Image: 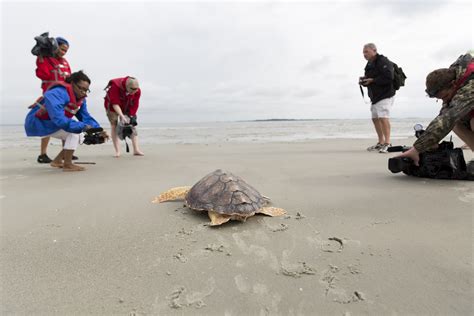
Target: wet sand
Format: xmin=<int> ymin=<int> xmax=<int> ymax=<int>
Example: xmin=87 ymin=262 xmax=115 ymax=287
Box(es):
xmin=0 ymin=139 xmax=473 ymax=315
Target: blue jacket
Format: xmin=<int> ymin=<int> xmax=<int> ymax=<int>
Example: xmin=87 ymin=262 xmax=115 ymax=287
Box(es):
xmin=25 ymin=86 xmax=100 ymax=137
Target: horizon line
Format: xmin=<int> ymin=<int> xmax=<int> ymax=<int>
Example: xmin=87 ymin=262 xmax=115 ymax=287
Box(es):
xmin=0 ymin=117 xmax=434 ymax=126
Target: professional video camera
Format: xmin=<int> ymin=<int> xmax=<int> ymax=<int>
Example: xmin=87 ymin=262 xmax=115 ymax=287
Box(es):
xmin=129 ymin=115 xmax=138 ymax=127
xmin=31 ymin=32 xmax=58 ymax=57
xmin=388 ymin=124 xmax=473 ymax=180
xmin=83 ymin=127 xmax=106 ymax=145
xmin=116 ymin=117 xmax=137 ymax=153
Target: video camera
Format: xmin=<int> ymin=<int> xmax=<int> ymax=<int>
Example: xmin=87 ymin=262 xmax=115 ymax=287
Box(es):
xmin=117 ymin=116 xmax=137 ymax=141
xmin=120 ymin=125 xmax=134 ymax=139
xmin=83 ymin=127 xmax=106 ymax=145
xmin=388 ymin=124 xmax=472 ymax=180
xmin=129 ymin=115 xmax=138 ymax=127
xmin=31 ymin=32 xmax=58 ymax=57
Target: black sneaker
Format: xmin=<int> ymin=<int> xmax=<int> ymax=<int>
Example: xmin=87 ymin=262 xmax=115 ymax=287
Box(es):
xmin=72 ymin=155 xmax=79 ymax=160
xmin=37 ymin=154 xmax=52 ymax=163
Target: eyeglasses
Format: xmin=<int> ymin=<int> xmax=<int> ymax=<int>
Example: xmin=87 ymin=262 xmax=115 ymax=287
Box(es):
xmin=74 ymin=83 xmax=90 ymax=94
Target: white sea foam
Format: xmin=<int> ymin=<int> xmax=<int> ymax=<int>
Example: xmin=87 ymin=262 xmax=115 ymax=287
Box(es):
xmin=0 ymin=119 xmax=432 ymax=149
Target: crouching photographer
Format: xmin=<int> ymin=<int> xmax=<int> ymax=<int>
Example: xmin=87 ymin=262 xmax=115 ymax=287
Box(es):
xmin=395 ymin=53 xmax=473 ymax=178
xmin=25 ymin=70 xmax=109 ymax=172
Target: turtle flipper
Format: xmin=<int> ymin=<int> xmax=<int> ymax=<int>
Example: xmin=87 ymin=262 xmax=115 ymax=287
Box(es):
xmin=208 ymin=211 xmax=231 ymax=226
xmin=259 ymin=207 xmax=286 ymax=217
xmin=153 ymin=186 xmax=191 ymax=203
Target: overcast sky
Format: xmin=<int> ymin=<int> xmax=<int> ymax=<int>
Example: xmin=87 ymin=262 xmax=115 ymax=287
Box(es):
xmin=0 ymin=0 xmax=472 ymax=124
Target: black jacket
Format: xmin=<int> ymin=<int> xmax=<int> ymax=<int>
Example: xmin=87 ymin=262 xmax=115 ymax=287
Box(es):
xmin=364 ymin=54 xmax=395 ymax=104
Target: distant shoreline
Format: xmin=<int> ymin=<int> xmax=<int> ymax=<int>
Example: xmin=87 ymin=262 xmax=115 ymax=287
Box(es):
xmin=0 ymin=117 xmax=433 ymax=126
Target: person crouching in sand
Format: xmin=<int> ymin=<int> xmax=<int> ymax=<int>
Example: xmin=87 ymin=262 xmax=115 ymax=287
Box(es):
xmin=25 ymin=70 xmax=108 ymax=171
xmin=104 ymin=76 xmax=144 ymax=157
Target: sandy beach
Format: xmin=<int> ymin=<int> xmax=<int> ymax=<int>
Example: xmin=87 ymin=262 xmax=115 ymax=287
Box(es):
xmin=0 ymin=139 xmax=473 ymax=315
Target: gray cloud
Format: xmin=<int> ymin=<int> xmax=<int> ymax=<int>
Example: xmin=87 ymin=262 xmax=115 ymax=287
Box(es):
xmin=361 ymin=0 xmax=450 ymax=15
xmin=292 ymin=88 xmax=320 ymax=98
xmin=302 ymin=56 xmax=331 ymax=73
xmin=1 ymin=1 xmax=472 ymax=124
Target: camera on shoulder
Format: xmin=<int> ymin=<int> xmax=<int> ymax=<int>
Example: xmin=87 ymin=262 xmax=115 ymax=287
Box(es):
xmin=83 ymin=127 xmax=106 ymax=145
xmin=31 ymin=32 xmax=58 ymax=57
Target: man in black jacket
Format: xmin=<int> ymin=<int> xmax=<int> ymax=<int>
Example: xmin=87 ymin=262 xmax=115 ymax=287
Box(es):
xmin=361 ymin=43 xmax=395 ymax=153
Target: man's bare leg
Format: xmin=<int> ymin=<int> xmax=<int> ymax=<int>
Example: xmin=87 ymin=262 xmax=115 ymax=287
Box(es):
xmin=131 ymin=134 xmax=144 ymax=156
xmin=111 ymin=124 xmax=121 ymax=157
xmin=372 ymin=118 xmax=384 ymax=144
xmin=380 ymin=117 xmax=391 ymax=144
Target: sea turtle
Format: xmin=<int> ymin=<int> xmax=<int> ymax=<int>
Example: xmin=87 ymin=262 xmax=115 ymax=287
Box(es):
xmin=153 ymin=169 xmax=286 ymax=226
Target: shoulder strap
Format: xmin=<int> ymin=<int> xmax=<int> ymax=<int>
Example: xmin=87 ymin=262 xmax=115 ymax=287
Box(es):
xmin=454 ymin=62 xmax=474 ymax=91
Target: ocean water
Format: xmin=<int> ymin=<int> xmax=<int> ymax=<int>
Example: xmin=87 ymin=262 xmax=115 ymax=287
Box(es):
xmin=0 ymin=119 xmax=432 ymax=149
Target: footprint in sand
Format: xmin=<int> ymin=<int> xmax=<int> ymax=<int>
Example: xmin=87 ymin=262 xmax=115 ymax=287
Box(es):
xmin=280 ymin=250 xmax=316 ymax=278
xmin=331 ymin=290 xmax=366 ymax=304
xmin=173 ymin=252 xmax=188 ymax=263
xmin=455 ymin=186 xmax=474 ymax=203
xmin=233 ymin=274 xmax=270 ymax=295
xmin=321 ymin=237 xmax=344 ymax=253
xmin=234 ymin=274 xmax=250 ymax=293
xmin=166 ymin=277 xmax=216 ymax=309
xmin=232 ymin=231 xmax=279 ymax=271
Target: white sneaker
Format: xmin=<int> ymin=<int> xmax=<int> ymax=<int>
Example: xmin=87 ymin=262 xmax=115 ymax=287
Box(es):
xmin=367 ymin=143 xmax=383 ymax=152
xmin=379 ymin=143 xmax=391 ymax=153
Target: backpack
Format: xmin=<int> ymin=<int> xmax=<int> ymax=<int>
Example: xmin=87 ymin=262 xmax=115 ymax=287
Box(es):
xmin=391 ymin=62 xmax=407 ymax=90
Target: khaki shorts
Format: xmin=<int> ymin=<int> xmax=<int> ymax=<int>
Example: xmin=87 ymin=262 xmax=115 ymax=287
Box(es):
xmin=106 ymin=110 xmax=120 ymax=126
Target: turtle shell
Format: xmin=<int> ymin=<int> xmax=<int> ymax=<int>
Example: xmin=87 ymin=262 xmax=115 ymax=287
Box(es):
xmin=185 ymin=169 xmax=268 ymax=216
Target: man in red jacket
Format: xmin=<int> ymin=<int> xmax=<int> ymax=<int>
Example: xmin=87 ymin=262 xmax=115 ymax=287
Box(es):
xmin=104 ymin=76 xmax=144 ymax=157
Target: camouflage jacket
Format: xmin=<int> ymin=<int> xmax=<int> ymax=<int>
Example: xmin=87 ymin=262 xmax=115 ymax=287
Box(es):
xmin=414 ymin=54 xmax=474 ymax=152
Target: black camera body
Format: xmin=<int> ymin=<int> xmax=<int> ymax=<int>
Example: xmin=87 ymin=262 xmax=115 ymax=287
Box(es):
xmin=358 ymin=76 xmax=368 ymax=86
xmin=129 ymin=116 xmax=138 ymax=127
xmin=83 ymin=127 xmax=106 ymax=145
xmin=121 ymin=125 xmax=134 ymax=139
xmin=388 ymin=125 xmax=472 ymax=180
xmin=31 ymin=32 xmax=58 ymax=57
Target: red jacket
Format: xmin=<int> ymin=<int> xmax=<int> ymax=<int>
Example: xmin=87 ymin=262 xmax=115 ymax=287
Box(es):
xmin=36 ymin=56 xmax=72 ymax=92
xmin=104 ymin=77 xmax=141 ymax=116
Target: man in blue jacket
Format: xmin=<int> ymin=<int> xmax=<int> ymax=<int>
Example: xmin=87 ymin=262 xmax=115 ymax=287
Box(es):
xmin=25 ymin=70 xmax=108 ymax=171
